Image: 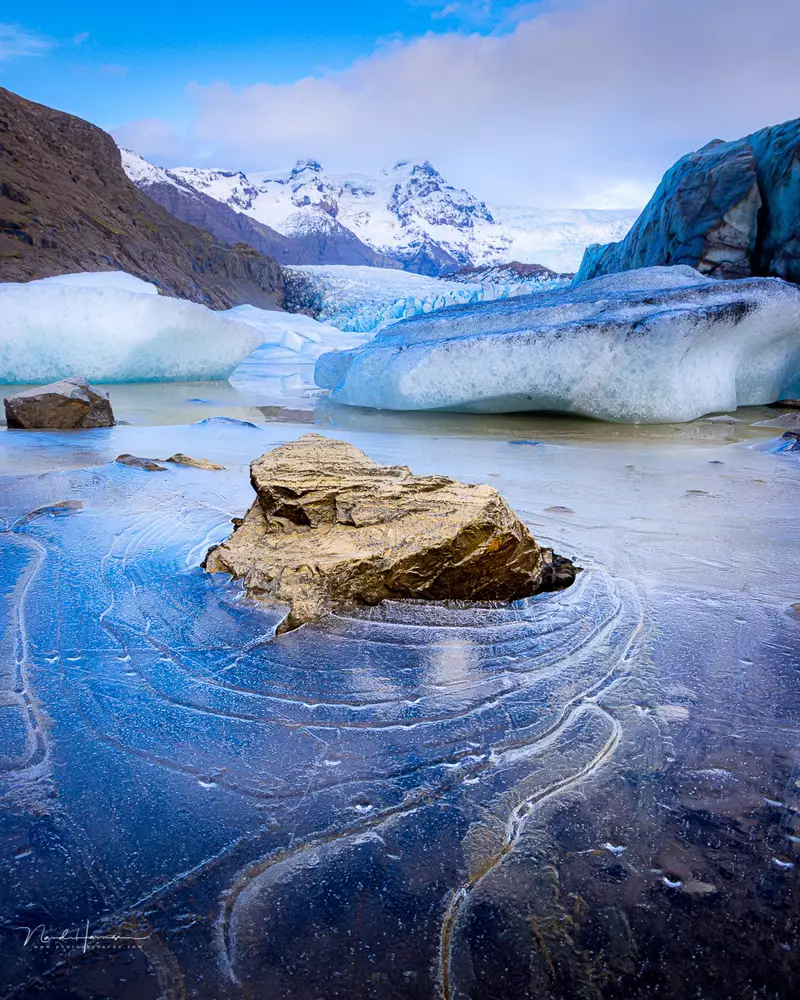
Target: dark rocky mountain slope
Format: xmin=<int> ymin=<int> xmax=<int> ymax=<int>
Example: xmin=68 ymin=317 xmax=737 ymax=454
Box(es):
xmin=576 ymin=117 xmax=800 ymax=285
xmin=0 ymin=87 xmax=283 ymax=309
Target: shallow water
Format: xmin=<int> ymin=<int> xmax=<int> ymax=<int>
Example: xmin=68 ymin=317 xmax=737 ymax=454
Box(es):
xmin=0 ymin=382 xmax=799 ymax=998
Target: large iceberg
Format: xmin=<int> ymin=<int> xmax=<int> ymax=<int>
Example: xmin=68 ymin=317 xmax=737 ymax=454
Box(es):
xmin=315 ymin=266 xmax=800 ymax=423
xmin=0 ymin=272 xmax=266 ymax=383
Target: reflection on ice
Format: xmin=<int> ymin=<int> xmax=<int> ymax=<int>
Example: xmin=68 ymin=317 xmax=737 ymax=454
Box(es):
xmin=0 ymin=418 xmax=798 ymax=998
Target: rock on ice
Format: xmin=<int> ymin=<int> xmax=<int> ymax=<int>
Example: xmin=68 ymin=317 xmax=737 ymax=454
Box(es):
xmin=0 ymin=272 xmax=264 ymax=383
xmin=315 ymin=266 xmax=800 ymax=423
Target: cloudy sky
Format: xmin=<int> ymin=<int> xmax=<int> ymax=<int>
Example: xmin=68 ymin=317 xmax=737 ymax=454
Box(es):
xmin=4 ymin=0 xmax=800 ymax=207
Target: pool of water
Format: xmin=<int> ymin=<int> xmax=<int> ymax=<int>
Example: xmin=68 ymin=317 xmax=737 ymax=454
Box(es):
xmin=1 ymin=377 xmax=798 ymax=998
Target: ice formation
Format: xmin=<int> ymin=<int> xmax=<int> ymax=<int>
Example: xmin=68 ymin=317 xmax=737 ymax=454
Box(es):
xmin=224 ymin=304 xmax=367 ymax=361
xmin=0 ymin=273 xmax=265 ymax=383
xmin=315 ymin=266 xmax=800 ymax=423
xmin=284 ymin=264 xmax=561 ymax=333
xmin=35 ymin=270 xmax=159 ymax=295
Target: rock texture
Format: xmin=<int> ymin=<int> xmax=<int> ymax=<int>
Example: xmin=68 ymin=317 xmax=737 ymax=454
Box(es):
xmin=204 ymin=434 xmax=576 ymax=632
xmin=0 ymin=87 xmax=283 ymax=309
xmin=575 ymin=118 xmax=800 ymax=284
xmin=4 ymin=376 xmax=114 ymax=429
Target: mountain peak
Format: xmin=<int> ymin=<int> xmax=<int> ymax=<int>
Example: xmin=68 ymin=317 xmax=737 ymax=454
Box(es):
xmin=290 ymin=158 xmax=323 ymax=178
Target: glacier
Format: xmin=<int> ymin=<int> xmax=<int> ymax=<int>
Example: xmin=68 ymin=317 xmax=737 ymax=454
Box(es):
xmin=315 ymin=266 xmax=800 ymax=423
xmin=284 ymin=263 xmax=563 ymax=334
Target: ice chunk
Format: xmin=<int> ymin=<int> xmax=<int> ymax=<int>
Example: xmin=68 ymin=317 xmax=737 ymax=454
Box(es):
xmin=0 ymin=276 xmax=265 ymax=383
xmin=285 ymin=263 xmax=562 ymax=334
xmin=223 ymin=304 xmax=367 ymax=361
xmin=35 ymin=270 xmax=159 ymax=295
xmin=315 ymin=266 xmax=800 ymax=424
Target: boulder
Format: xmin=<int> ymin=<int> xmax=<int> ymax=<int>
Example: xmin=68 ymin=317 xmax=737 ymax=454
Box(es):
xmin=4 ymin=376 xmax=114 ymax=429
xmin=204 ymin=434 xmax=576 ymax=633
xmin=575 ymin=117 xmax=800 ymax=285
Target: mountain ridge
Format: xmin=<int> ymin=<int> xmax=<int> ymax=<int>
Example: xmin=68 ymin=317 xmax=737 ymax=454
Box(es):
xmin=122 ymin=150 xmax=639 ymax=276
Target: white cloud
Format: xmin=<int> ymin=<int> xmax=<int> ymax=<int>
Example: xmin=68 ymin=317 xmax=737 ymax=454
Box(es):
xmin=100 ymin=63 xmax=128 ymax=78
xmin=113 ymin=0 xmax=800 ymax=207
xmin=0 ymin=23 xmax=53 ymax=61
xmin=73 ymin=31 xmax=90 ymax=47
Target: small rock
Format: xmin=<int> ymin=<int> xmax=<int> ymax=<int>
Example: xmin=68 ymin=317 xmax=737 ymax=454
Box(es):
xmin=780 ymin=431 xmax=800 ymax=451
xmin=4 ymin=376 xmax=114 ymax=429
xmin=682 ymin=880 xmax=718 ymax=896
xmin=166 ymin=453 xmax=225 ymax=471
xmin=115 ymin=454 xmax=167 ymax=471
xmin=204 ymin=434 xmax=578 ymax=633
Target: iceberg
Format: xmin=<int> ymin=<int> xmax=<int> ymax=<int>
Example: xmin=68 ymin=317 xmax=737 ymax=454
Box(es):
xmin=35 ymin=270 xmax=160 ymax=295
xmin=0 ymin=273 xmax=267 ymax=383
xmin=315 ymin=266 xmax=800 ymax=424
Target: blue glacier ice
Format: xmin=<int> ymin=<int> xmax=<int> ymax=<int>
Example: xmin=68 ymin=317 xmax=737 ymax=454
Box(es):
xmin=0 ymin=272 xmax=270 ymax=383
xmin=315 ymin=266 xmax=800 ymax=423
xmin=285 ymin=263 xmax=564 ymax=333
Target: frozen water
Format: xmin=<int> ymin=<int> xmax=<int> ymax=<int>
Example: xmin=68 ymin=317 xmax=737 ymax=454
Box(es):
xmin=223 ymin=303 xmax=369 ymax=361
xmin=0 ymin=274 xmax=266 ymax=383
xmin=0 ymin=414 xmax=798 ymax=998
xmin=285 ymin=263 xmax=562 ymax=333
xmin=35 ymin=270 xmax=159 ymax=295
xmin=315 ymin=266 xmax=800 ymax=423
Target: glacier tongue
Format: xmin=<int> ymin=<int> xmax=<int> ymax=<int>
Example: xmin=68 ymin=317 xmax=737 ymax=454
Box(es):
xmin=315 ymin=266 xmax=800 ymax=423
xmin=285 ymin=263 xmax=564 ymax=334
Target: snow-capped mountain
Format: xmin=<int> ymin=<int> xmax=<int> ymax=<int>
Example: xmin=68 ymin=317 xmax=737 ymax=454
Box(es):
xmin=122 ymin=149 xmax=638 ymax=276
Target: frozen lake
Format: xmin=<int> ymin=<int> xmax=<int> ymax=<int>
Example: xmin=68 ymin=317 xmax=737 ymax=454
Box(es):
xmin=1 ymin=371 xmax=799 ymax=998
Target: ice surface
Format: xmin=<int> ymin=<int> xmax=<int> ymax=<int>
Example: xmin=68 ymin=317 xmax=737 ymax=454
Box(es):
xmin=0 ymin=274 xmax=266 ymax=383
xmin=1 ymin=416 xmax=798 ymax=997
xmin=315 ymin=266 xmax=800 ymax=423
xmin=223 ymin=303 xmax=368 ymax=360
xmin=285 ymin=263 xmax=561 ymax=333
xmin=35 ymin=270 xmax=159 ymax=295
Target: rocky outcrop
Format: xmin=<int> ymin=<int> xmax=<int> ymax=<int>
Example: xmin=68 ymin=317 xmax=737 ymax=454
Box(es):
xmin=575 ymin=118 xmax=800 ymax=285
xmin=4 ymin=376 xmax=114 ymax=428
xmin=445 ymin=261 xmax=571 ymax=285
xmin=204 ymin=434 xmax=576 ymax=632
xmin=0 ymin=87 xmax=283 ymax=309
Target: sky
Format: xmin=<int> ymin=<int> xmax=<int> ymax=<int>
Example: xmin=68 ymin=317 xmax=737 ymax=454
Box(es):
xmin=3 ymin=0 xmax=800 ymax=208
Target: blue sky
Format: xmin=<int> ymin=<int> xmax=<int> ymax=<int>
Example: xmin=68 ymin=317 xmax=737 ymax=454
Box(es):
xmin=2 ymin=0 xmax=799 ymax=207
xmin=1 ymin=1 xmax=528 ymax=132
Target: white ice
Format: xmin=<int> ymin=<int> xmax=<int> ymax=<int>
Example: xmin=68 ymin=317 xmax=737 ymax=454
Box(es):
xmin=0 ymin=273 xmax=265 ymax=383
xmin=35 ymin=270 xmax=160 ymax=296
xmin=285 ymin=264 xmax=561 ymax=334
xmin=223 ymin=304 xmax=368 ymax=361
xmin=315 ymin=266 xmax=800 ymax=423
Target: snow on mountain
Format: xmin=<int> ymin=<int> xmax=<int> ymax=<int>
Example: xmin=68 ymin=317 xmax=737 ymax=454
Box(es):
xmin=495 ymin=206 xmax=641 ymax=274
xmin=121 ymin=148 xmax=638 ymax=275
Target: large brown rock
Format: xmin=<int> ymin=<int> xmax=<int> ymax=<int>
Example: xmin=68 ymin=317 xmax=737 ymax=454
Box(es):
xmin=204 ymin=434 xmax=577 ymax=633
xmin=4 ymin=376 xmax=114 ymax=429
